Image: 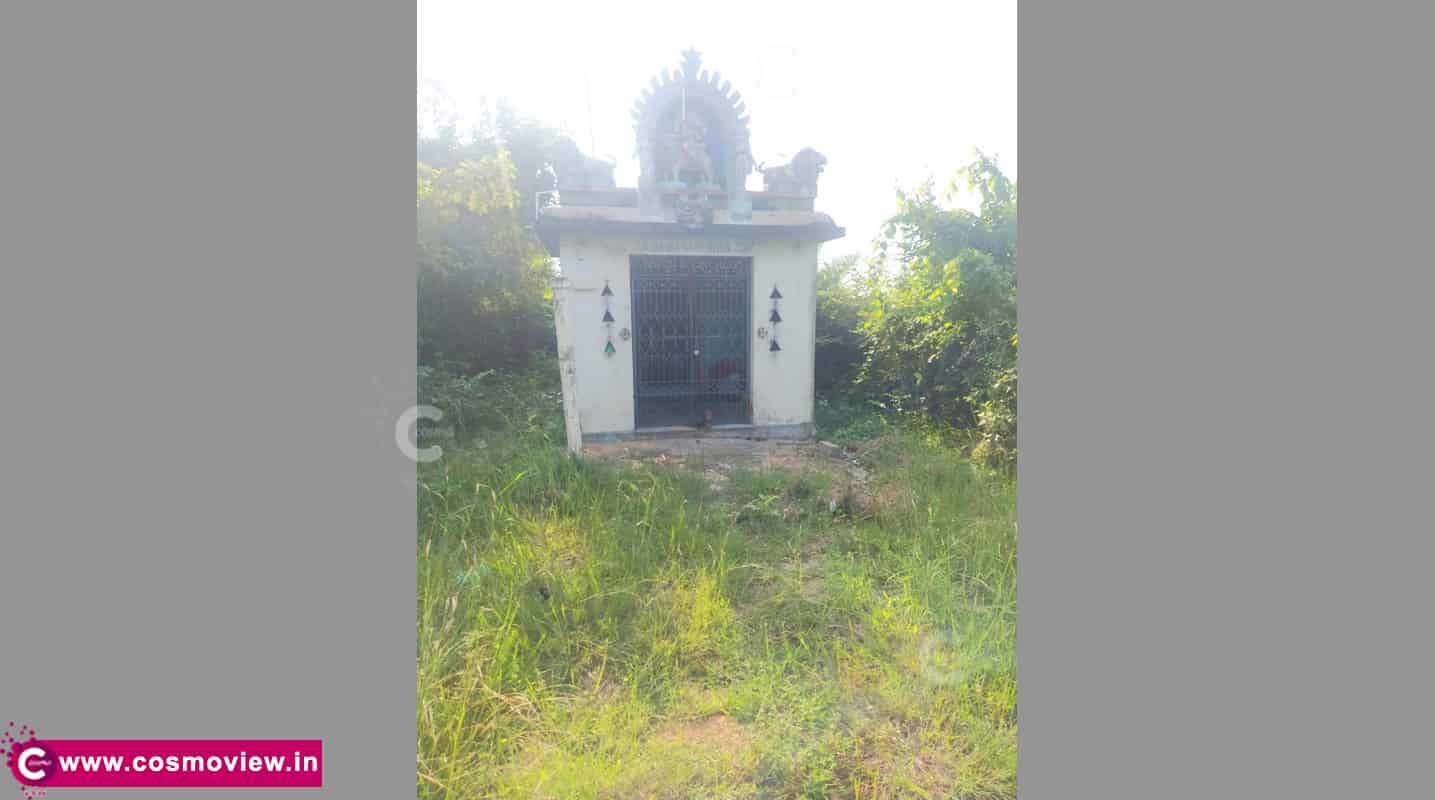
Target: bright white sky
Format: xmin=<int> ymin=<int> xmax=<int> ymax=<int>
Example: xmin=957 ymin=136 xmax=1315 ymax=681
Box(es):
xmin=417 ymin=0 xmax=1017 ymax=256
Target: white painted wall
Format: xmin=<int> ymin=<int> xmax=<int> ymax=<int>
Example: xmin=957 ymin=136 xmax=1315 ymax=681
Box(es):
xmin=551 ymin=280 xmax=584 ymax=454
xmin=750 ymin=239 xmax=821 ymax=427
xmin=553 ymin=236 xmax=637 ymax=435
xmin=553 ymin=234 xmax=821 ymax=436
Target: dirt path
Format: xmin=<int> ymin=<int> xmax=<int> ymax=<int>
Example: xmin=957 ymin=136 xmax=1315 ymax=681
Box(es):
xmin=583 ymin=437 xmax=872 ymax=499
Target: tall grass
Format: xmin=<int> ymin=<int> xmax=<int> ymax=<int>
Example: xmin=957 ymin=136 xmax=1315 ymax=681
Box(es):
xmin=418 ymin=424 xmax=1015 ymax=798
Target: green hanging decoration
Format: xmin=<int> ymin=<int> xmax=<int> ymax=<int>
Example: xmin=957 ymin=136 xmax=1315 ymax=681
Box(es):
xmin=604 ymin=340 xmax=616 ymax=355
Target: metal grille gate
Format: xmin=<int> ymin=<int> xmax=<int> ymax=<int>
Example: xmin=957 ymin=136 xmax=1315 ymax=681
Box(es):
xmin=630 ymin=255 xmax=751 ymax=428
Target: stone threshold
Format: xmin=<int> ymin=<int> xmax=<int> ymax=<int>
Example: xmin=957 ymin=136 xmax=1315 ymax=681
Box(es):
xmin=582 ymin=422 xmax=814 ymax=444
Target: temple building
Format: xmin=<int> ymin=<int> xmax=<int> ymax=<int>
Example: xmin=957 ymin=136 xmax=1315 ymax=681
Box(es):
xmin=538 ymin=49 xmax=844 ymax=453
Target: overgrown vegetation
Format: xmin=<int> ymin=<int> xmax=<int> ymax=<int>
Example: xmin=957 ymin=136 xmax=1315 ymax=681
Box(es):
xmin=818 ymin=153 xmax=1018 ymax=467
xmin=419 ymin=423 xmax=1015 ymax=798
xmin=417 ymin=100 xmax=568 ymax=372
xmin=417 ymin=358 xmax=563 ymax=445
xmin=416 ymin=94 xmax=1017 ymax=797
xmin=416 ymin=92 xmax=1017 ymax=466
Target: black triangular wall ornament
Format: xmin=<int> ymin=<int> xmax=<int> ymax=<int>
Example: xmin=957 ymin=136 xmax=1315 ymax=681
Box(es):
xmin=602 ymin=310 xmax=615 ymax=323
xmin=769 ymin=308 xmax=782 ymax=323
xmin=601 ymin=282 xmax=614 ymax=297
xmin=769 ymin=339 xmax=781 ymax=352
xmin=770 ymin=286 xmax=782 ymax=299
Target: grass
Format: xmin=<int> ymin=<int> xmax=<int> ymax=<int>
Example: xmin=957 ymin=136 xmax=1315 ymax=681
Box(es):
xmin=418 ymin=418 xmax=1016 ymax=799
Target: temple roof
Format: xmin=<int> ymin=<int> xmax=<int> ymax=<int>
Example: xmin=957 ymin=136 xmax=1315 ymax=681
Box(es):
xmin=535 ymin=206 xmax=844 ymax=256
xmin=536 ymin=48 xmax=841 ymax=251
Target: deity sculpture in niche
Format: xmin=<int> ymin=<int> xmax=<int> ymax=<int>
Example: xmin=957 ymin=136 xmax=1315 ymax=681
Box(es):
xmin=632 ymin=49 xmax=753 ymax=218
xmin=665 ymin=114 xmax=715 ymax=186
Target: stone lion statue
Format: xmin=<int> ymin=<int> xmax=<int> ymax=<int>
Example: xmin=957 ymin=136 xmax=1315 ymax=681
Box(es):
xmin=550 ymin=137 xmax=616 ymax=190
xmin=761 ymin=147 xmax=827 ymax=196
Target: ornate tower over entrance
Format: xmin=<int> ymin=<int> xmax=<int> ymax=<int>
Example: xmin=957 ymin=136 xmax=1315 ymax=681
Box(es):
xmin=630 ymin=48 xmax=755 ymax=222
xmin=537 ymin=50 xmax=843 ymax=454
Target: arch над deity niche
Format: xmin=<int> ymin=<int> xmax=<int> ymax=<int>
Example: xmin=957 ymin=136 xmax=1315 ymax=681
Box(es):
xmin=631 ymin=48 xmax=754 ymax=220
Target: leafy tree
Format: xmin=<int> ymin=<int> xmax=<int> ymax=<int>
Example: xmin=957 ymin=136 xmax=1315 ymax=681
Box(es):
xmin=858 ymin=152 xmax=1017 ymax=464
xmin=814 ymin=252 xmax=868 ymax=394
xmin=416 ymin=92 xmax=576 ymax=372
xmin=417 ymin=149 xmax=552 ymax=371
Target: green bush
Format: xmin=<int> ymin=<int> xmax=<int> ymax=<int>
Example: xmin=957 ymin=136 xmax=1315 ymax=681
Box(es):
xmin=852 ymin=151 xmax=1018 ymax=465
xmin=814 ymin=254 xmax=868 ymax=396
xmin=417 ymin=358 xmax=562 ymax=443
xmin=814 ymin=395 xmax=887 ymax=444
xmin=417 ymin=105 xmax=570 ymax=374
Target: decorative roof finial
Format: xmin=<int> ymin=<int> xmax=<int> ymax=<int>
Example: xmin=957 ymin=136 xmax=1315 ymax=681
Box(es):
xmin=681 ymin=48 xmax=702 ymax=80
